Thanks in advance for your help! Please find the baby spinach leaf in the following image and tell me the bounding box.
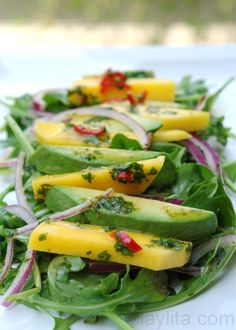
[171,163,214,199]
[183,175,236,228]
[151,154,178,190]
[43,91,70,113]
[150,142,186,167]
[110,133,142,150]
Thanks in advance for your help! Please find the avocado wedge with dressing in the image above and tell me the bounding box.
[28,145,178,188]
[28,145,162,174]
[46,186,218,241]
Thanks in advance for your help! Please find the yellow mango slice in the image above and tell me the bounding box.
[152,130,192,142]
[32,156,165,200]
[34,121,87,146]
[138,107,209,132]
[34,117,132,147]
[69,77,176,103]
[28,222,192,271]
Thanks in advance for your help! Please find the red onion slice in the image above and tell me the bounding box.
[85,261,127,273]
[192,135,220,172]
[48,187,114,221]
[1,249,35,308]
[14,222,38,236]
[195,94,208,111]
[182,139,208,166]
[0,239,14,283]
[0,159,17,168]
[49,107,150,149]
[15,188,114,236]
[170,265,202,276]
[182,135,219,174]
[190,234,236,265]
[15,152,35,218]
[4,205,37,224]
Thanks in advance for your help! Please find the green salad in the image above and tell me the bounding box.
[0,69,235,330]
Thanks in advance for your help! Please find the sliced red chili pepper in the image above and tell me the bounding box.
[138,90,148,103]
[110,230,142,253]
[73,124,106,137]
[100,69,130,93]
[126,92,138,106]
[116,171,134,182]
[127,90,148,106]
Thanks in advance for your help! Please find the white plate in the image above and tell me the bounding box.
[0,45,236,330]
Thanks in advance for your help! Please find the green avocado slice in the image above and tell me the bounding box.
[28,145,177,188]
[46,186,218,241]
[28,145,161,174]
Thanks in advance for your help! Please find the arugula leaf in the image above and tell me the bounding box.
[0,94,34,129]
[167,163,236,227]
[124,70,154,79]
[47,255,120,303]
[5,115,34,157]
[183,174,236,228]
[203,77,234,112]
[200,115,230,146]
[110,133,142,150]
[223,161,236,193]
[175,76,208,108]
[114,268,168,305]
[23,268,168,320]
[53,315,79,330]
[133,245,236,314]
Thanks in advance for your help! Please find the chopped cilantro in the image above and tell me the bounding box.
[147,167,158,175]
[38,233,47,241]
[97,196,135,214]
[97,250,111,261]
[114,241,133,256]
[81,172,95,183]
[103,225,116,232]
[37,184,51,196]
[150,238,189,251]
[111,162,146,183]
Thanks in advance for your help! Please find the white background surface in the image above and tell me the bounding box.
[0,45,236,330]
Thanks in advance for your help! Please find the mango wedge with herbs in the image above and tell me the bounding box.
[32,156,165,199]
[28,222,192,271]
[69,78,176,104]
[138,107,210,132]
[34,121,89,147]
[34,112,161,147]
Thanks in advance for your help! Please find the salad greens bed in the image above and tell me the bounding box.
[0,72,236,330]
